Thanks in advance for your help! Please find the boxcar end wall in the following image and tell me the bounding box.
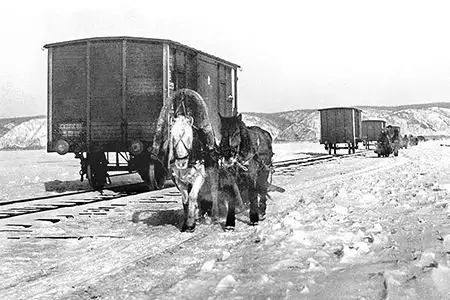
[319,107,362,145]
[45,37,240,155]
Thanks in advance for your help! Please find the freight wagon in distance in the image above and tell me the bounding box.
[44,36,240,190]
[362,119,386,150]
[318,107,362,154]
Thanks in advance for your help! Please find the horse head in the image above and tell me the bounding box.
[169,115,194,169]
[219,113,250,167]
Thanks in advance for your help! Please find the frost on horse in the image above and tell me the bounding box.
[151,89,241,232]
[219,113,274,226]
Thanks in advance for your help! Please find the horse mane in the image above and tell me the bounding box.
[237,118,252,155]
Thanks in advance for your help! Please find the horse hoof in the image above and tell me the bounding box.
[203,216,212,225]
[181,224,196,233]
[224,226,235,232]
[250,221,259,226]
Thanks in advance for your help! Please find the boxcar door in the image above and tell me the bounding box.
[89,41,124,151]
[197,57,220,138]
[218,64,233,117]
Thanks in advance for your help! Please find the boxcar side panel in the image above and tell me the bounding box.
[50,44,87,151]
[197,55,220,138]
[225,66,233,116]
[186,52,198,90]
[90,41,123,148]
[218,64,234,116]
[126,42,164,143]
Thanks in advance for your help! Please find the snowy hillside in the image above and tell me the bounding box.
[0,117,46,150]
[2,102,450,149]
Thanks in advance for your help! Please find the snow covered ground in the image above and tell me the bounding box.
[1,140,450,299]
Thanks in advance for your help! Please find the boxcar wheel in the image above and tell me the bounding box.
[87,164,106,191]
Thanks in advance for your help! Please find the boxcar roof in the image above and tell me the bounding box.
[43,36,240,69]
[318,107,362,112]
[362,119,386,123]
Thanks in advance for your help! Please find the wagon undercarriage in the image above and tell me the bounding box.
[76,151,166,190]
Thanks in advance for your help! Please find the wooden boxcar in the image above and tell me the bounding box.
[319,107,362,154]
[362,119,386,149]
[44,37,240,190]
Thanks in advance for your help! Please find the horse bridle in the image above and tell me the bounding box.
[172,127,192,161]
[221,128,253,171]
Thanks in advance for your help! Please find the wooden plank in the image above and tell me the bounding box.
[163,43,169,102]
[122,40,127,143]
[47,47,53,151]
[86,41,91,151]
[233,68,238,115]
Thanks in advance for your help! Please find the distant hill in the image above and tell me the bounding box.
[0,116,46,150]
[1,102,450,150]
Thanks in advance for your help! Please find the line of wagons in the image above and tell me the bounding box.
[318,107,424,156]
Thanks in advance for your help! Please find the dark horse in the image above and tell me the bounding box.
[375,129,393,157]
[219,113,273,225]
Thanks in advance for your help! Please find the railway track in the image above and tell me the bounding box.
[0,151,368,223]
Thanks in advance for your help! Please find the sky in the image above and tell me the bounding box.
[1,0,450,117]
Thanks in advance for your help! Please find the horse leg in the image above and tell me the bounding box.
[176,180,191,232]
[249,180,259,225]
[225,186,236,231]
[257,170,270,221]
[231,177,245,213]
[185,173,205,232]
[207,167,220,223]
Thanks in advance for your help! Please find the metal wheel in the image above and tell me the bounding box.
[86,152,107,191]
[87,163,106,190]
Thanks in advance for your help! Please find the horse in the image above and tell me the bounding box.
[375,129,393,157]
[167,114,213,232]
[401,134,409,149]
[218,113,274,226]
[390,128,401,157]
[169,114,246,231]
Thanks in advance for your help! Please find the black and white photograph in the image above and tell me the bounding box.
[2,0,450,299]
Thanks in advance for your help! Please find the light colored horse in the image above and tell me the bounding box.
[169,115,218,232]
